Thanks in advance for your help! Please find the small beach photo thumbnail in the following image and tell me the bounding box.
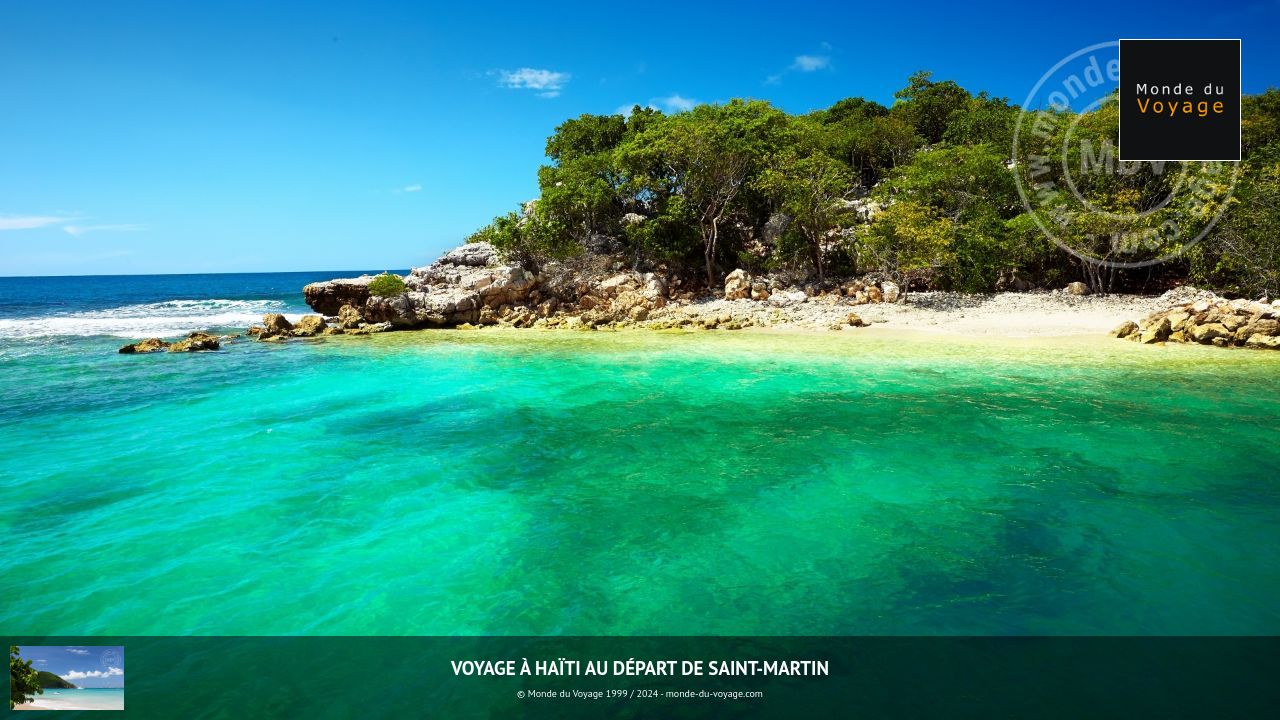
[10,646,124,711]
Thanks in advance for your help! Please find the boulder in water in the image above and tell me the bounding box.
[119,338,170,354]
[291,315,327,337]
[168,332,221,352]
[262,313,294,337]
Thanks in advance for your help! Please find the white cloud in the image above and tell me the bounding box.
[496,68,570,97]
[37,659,47,664]
[766,47,837,85]
[656,94,697,112]
[0,215,76,230]
[403,183,422,193]
[62,223,146,236]
[65,648,90,655]
[791,55,831,72]
[63,667,123,680]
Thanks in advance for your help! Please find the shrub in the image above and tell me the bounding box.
[368,273,406,297]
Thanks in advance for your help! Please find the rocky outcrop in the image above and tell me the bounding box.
[364,288,480,327]
[305,242,538,329]
[119,337,170,353]
[1065,281,1091,296]
[119,332,222,353]
[1113,296,1280,349]
[299,242,915,334]
[303,276,373,315]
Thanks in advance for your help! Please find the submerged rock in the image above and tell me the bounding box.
[346,321,393,335]
[168,332,220,352]
[119,338,170,354]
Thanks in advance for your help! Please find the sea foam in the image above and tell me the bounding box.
[0,298,301,338]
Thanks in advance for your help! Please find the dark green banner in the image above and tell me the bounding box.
[6,637,1278,718]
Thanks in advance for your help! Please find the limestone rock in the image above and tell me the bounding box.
[1066,281,1091,296]
[866,286,884,303]
[724,269,751,300]
[365,288,480,327]
[346,322,393,335]
[881,281,900,303]
[168,332,220,352]
[1189,322,1230,344]
[336,304,363,329]
[1109,320,1139,339]
[119,338,170,354]
[1138,318,1171,344]
[262,313,294,336]
[1245,334,1280,349]
[292,315,328,337]
[303,276,373,315]
[438,242,500,267]
[769,290,807,306]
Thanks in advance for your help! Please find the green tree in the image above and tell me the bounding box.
[758,124,855,281]
[857,201,956,293]
[618,100,790,285]
[892,71,972,145]
[942,92,1018,149]
[545,113,627,164]
[1241,89,1280,156]
[11,646,41,709]
[467,205,576,270]
[1190,142,1280,297]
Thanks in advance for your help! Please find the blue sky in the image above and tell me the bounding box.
[1,0,1277,276]
[17,646,125,688]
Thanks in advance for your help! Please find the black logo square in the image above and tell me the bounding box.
[1119,39,1241,161]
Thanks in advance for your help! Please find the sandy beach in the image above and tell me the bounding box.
[636,288,1203,338]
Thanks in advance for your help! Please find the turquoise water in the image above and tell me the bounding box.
[2,322,1278,636]
[21,688,125,710]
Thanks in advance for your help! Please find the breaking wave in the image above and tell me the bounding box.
[0,298,302,339]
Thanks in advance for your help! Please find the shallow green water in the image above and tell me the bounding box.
[2,330,1278,635]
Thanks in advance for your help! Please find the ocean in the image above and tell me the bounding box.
[22,688,125,711]
[1,272,1278,635]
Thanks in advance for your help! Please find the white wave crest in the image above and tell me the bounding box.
[0,299,304,339]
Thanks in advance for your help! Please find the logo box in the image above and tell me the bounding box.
[1119,39,1241,161]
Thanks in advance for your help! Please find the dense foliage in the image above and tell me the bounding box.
[469,74,1280,296]
[367,272,406,297]
[35,671,74,689]
[10,646,41,709]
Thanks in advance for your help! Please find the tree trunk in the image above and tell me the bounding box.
[704,221,719,289]
[809,232,824,283]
